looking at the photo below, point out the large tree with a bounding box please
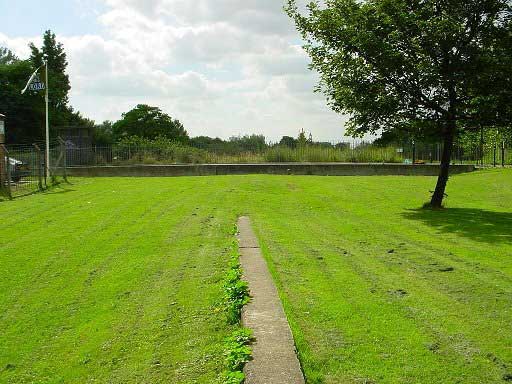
[112,104,189,143]
[279,135,298,148]
[29,30,72,129]
[94,120,115,146]
[228,135,267,152]
[1,32,92,144]
[0,55,44,143]
[287,0,512,207]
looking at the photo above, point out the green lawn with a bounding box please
[1,170,511,383]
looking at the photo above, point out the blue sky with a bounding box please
[0,1,104,36]
[0,0,351,141]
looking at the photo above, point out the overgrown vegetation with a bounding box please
[73,136,418,165]
[220,230,251,384]
[221,238,250,325]
[222,329,252,384]
[113,136,209,164]
[71,136,512,166]
[264,144,401,163]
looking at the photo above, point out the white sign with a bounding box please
[0,120,4,135]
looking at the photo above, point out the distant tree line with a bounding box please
[95,108,350,154]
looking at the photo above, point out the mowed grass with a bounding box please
[1,169,511,383]
[0,179,242,383]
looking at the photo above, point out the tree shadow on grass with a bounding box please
[402,207,512,244]
[0,186,76,201]
[43,188,76,195]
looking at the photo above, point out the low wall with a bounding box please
[60,163,476,177]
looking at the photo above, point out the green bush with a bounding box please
[115,136,208,164]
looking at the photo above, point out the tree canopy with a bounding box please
[112,104,189,143]
[287,0,512,207]
[0,47,18,65]
[0,30,94,143]
[30,31,70,109]
[0,59,44,143]
[279,136,298,148]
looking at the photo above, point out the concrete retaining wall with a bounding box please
[60,163,476,177]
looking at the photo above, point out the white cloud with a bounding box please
[0,33,41,59]
[1,0,351,142]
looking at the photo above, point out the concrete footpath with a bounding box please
[237,217,305,384]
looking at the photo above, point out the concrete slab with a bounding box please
[237,217,305,384]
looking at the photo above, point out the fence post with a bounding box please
[502,141,506,168]
[33,143,43,190]
[480,125,484,166]
[0,115,7,197]
[412,140,416,164]
[43,146,47,189]
[0,144,5,198]
[3,145,12,199]
[58,137,68,182]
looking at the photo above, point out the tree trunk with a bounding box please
[430,118,456,208]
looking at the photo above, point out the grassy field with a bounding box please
[1,169,511,383]
[0,179,242,383]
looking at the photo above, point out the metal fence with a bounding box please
[1,144,44,198]
[0,140,68,199]
[64,144,409,166]
[1,139,509,199]
[60,141,512,167]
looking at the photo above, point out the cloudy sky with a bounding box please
[0,0,351,142]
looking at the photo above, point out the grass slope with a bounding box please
[1,169,511,383]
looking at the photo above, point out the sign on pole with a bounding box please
[27,74,46,92]
[20,61,50,179]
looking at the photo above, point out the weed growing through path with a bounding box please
[223,249,250,324]
[223,329,253,384]
[220,227,251,383]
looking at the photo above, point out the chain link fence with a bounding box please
[1,139,509,199]
[1,140,68,199]
[60,141,511,167]
[63,143,412,166]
